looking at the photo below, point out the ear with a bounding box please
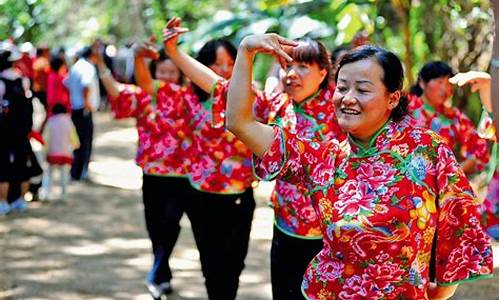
[418,78,426,90]
[388,90,401,110]
[319,68,328,82]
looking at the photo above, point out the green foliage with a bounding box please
[0,0,494,122]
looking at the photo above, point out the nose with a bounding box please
[341,90,358,106]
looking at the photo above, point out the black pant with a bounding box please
[71,109,93,180]
[271,225,323,300]
[142,175,189,284]
[185,187,255,300]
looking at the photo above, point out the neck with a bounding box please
[350,117,391,148]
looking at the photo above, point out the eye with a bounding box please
[336,86,348,93]
[358,89,370,94]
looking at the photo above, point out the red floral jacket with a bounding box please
[254,116,493,299]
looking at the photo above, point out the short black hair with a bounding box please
[335,45,407,121]
[410,61,454,96]
[52,103,67,115]
[80,46,93,59]
[149,47,183,84]
[50,56,64,72]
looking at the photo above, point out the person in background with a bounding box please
[40,103,79,200]
[408,61,490,176]
[32,45,50,109]
[0,42,33,215]
[47,55,71,116]
[64,45,99,181]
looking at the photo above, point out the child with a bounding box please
[41,103,79,200]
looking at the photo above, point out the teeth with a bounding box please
[341,109,360,115]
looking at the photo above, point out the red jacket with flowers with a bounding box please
[186,81,254,194]
[254,116,493,299]
[408,94,489,173]
[214,82,344,238]
[110,83,193,176]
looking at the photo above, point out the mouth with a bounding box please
[340,108,361,115]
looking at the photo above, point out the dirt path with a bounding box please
[0,112,498,300]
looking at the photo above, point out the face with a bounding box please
[334,58,399,143]
[420,76,453,107]
[209,46,234,79]
[155,59,181,84]
[283,61,327,103]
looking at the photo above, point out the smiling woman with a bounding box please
[227,42,493,300]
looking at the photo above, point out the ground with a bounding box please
[0,112,498,300]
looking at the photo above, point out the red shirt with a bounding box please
[255,117,493,299]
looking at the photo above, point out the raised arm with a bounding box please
[226,34,296,157]
[133,37,160,95]
[93,43,121,99]
[162,17,221,93]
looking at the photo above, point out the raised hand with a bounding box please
[133,36,160,60]
[240,33,297,67]
[449,71,492,111]
[162,17,189,55]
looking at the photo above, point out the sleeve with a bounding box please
[80,65,95,87]
[253,125,338,188]
[211,79,268,128]
[109,84,151,119]
[455,111,490,172]
[434,142,494,285]
[211,79,229,128]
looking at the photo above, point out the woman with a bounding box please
[46,56,71,116]
[95,43,189,299]
[129,17,256,300]
[226,35,493,299]
[210,37,345,298]
[408,61,490,176]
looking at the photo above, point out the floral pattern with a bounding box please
[110,83,193,176]
[408,94,489,173]
[214,82,344,237]
[187,81,254,194]
[254,116,493,299]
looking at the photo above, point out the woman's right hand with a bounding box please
[133,37,160,60]
[240,34,297,67]
[162,17,189,55]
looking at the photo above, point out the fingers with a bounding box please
[276,36,299,47]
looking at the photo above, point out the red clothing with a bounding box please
[214,82,345,237]
[46,70,71,115]
[255,117,493,299]
[408,94,489,173]
[186,81,254,194]
[111,83,193,176]
[15,55,34,79]
[32,56,50,92]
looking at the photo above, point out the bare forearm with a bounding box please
[96,61,120,99]
[166,48,220,93]
[134,56,154,95]
[227,44,273,157]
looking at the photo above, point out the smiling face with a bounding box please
[334,58,399,144]
[420,75,453,107]
[209,46,235,79]
[155,59,181,84]
[283,61,327,103]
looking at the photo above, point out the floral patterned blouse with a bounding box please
[110,83,193,176]
[214,82,344,238]
[408,94,489,173]
[254,116,493,299]
[185,81,254,194]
